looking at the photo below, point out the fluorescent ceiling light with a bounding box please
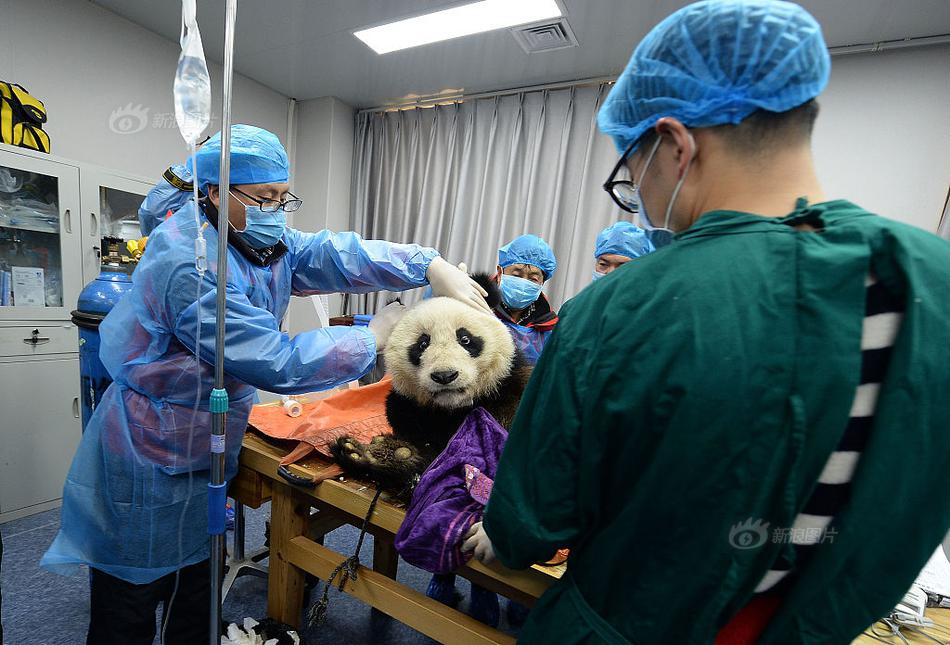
[354,0,563,55]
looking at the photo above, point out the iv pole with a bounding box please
[209,0,237,642]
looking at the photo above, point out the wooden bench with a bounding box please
[231,430,564,644]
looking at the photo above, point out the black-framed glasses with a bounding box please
[602,136,662,214]
[231,187,303,213]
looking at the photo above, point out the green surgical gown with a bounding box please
[484,201,950,643]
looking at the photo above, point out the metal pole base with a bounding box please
[223,501,269,599]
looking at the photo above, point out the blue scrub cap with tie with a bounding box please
[191,124,289,192]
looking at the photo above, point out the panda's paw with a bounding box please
[332,435,427,495]
[332,436,371,471]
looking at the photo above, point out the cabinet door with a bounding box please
[0,356,82,513]
[79,169,153,284]
[0,148,82,321]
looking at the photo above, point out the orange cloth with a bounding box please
[248,377,394,472]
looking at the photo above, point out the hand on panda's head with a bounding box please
[426,256,492,316]
[368,302,407,352]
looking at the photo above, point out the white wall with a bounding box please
[814,44,950,232]
[286,96,355,332]
[0,0,289,180]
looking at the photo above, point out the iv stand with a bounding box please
[209,0,237,642]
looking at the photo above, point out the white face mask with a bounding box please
[591,270,607,282]
[634,133,696,236]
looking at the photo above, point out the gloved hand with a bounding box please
[462,521,496,564]
[368,301,407,352]
[426,257,491,315]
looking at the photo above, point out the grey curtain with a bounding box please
[349,83,631,313]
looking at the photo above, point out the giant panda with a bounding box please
[332,274,531,499]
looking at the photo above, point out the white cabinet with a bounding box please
[0,143,152,519]
[0,354,81,515]
[0,147,82,321]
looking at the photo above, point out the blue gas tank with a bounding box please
[71,238,135,432]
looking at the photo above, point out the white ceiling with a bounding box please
[92,0,950,108]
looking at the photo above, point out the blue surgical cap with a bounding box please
[598,0,831,153]
[595,222,655,259]
[498,234,557,280]
[191,124,289,192]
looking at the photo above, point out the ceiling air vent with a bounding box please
[511,18,578,54]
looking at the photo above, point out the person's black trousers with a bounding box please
[87,559,211,645]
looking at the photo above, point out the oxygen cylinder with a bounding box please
[71,237,135,431]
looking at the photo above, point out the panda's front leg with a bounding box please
[331,435,428,498]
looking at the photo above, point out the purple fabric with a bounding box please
[394,407,508,574]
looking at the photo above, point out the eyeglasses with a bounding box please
[231,187,303,213]
[602,136,662,214]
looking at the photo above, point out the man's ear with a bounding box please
[493,265,503,284]
[207,185,220,207]
[655,117,695,178]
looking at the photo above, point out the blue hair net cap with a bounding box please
[595,222,655,259]
[190,124,289,192]
[598,0,831,153]
[498,234,557,280]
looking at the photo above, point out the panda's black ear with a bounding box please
[470,272,501,310]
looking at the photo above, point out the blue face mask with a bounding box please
[500,274,543,310]
[591,270,606,282]
[236,204,286,249]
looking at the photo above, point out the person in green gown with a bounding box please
[463,1,950,642]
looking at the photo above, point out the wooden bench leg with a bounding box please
[373,534,399,579]
[267,482,310,629]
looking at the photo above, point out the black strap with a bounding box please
[307,488,384,627]
[200,197,288,267]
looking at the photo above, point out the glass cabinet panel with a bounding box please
[0,165,64,308]
[99,186,144,245]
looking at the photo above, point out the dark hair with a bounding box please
[632,99,820,157]
[713,99,820,153]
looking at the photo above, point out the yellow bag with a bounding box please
[0,81,50,153]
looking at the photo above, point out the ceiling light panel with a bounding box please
[354,0,563,55]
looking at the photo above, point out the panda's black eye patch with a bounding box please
[408,333,430,366]
[456,328,483,358]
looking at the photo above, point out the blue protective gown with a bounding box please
[138,164,193,236]
[42,202,437,583]
[500,320,551,365]
[493,293,559,365]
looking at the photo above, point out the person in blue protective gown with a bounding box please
[42,124,490,645]
[488,234,558,365]
[463,2,950,643]
[590,221,654,282]
[137,163,194,236]
[138,136,210,237]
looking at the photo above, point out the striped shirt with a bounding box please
[755,274,905,594]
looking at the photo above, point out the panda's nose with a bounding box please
[430,370,460,385]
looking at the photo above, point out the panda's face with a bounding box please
[384,297,516,409]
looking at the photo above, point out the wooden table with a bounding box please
[852,609,950,644]
[231,431,564,644]
[233,430,950,644]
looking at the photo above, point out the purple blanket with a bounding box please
[394,407,508,574]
